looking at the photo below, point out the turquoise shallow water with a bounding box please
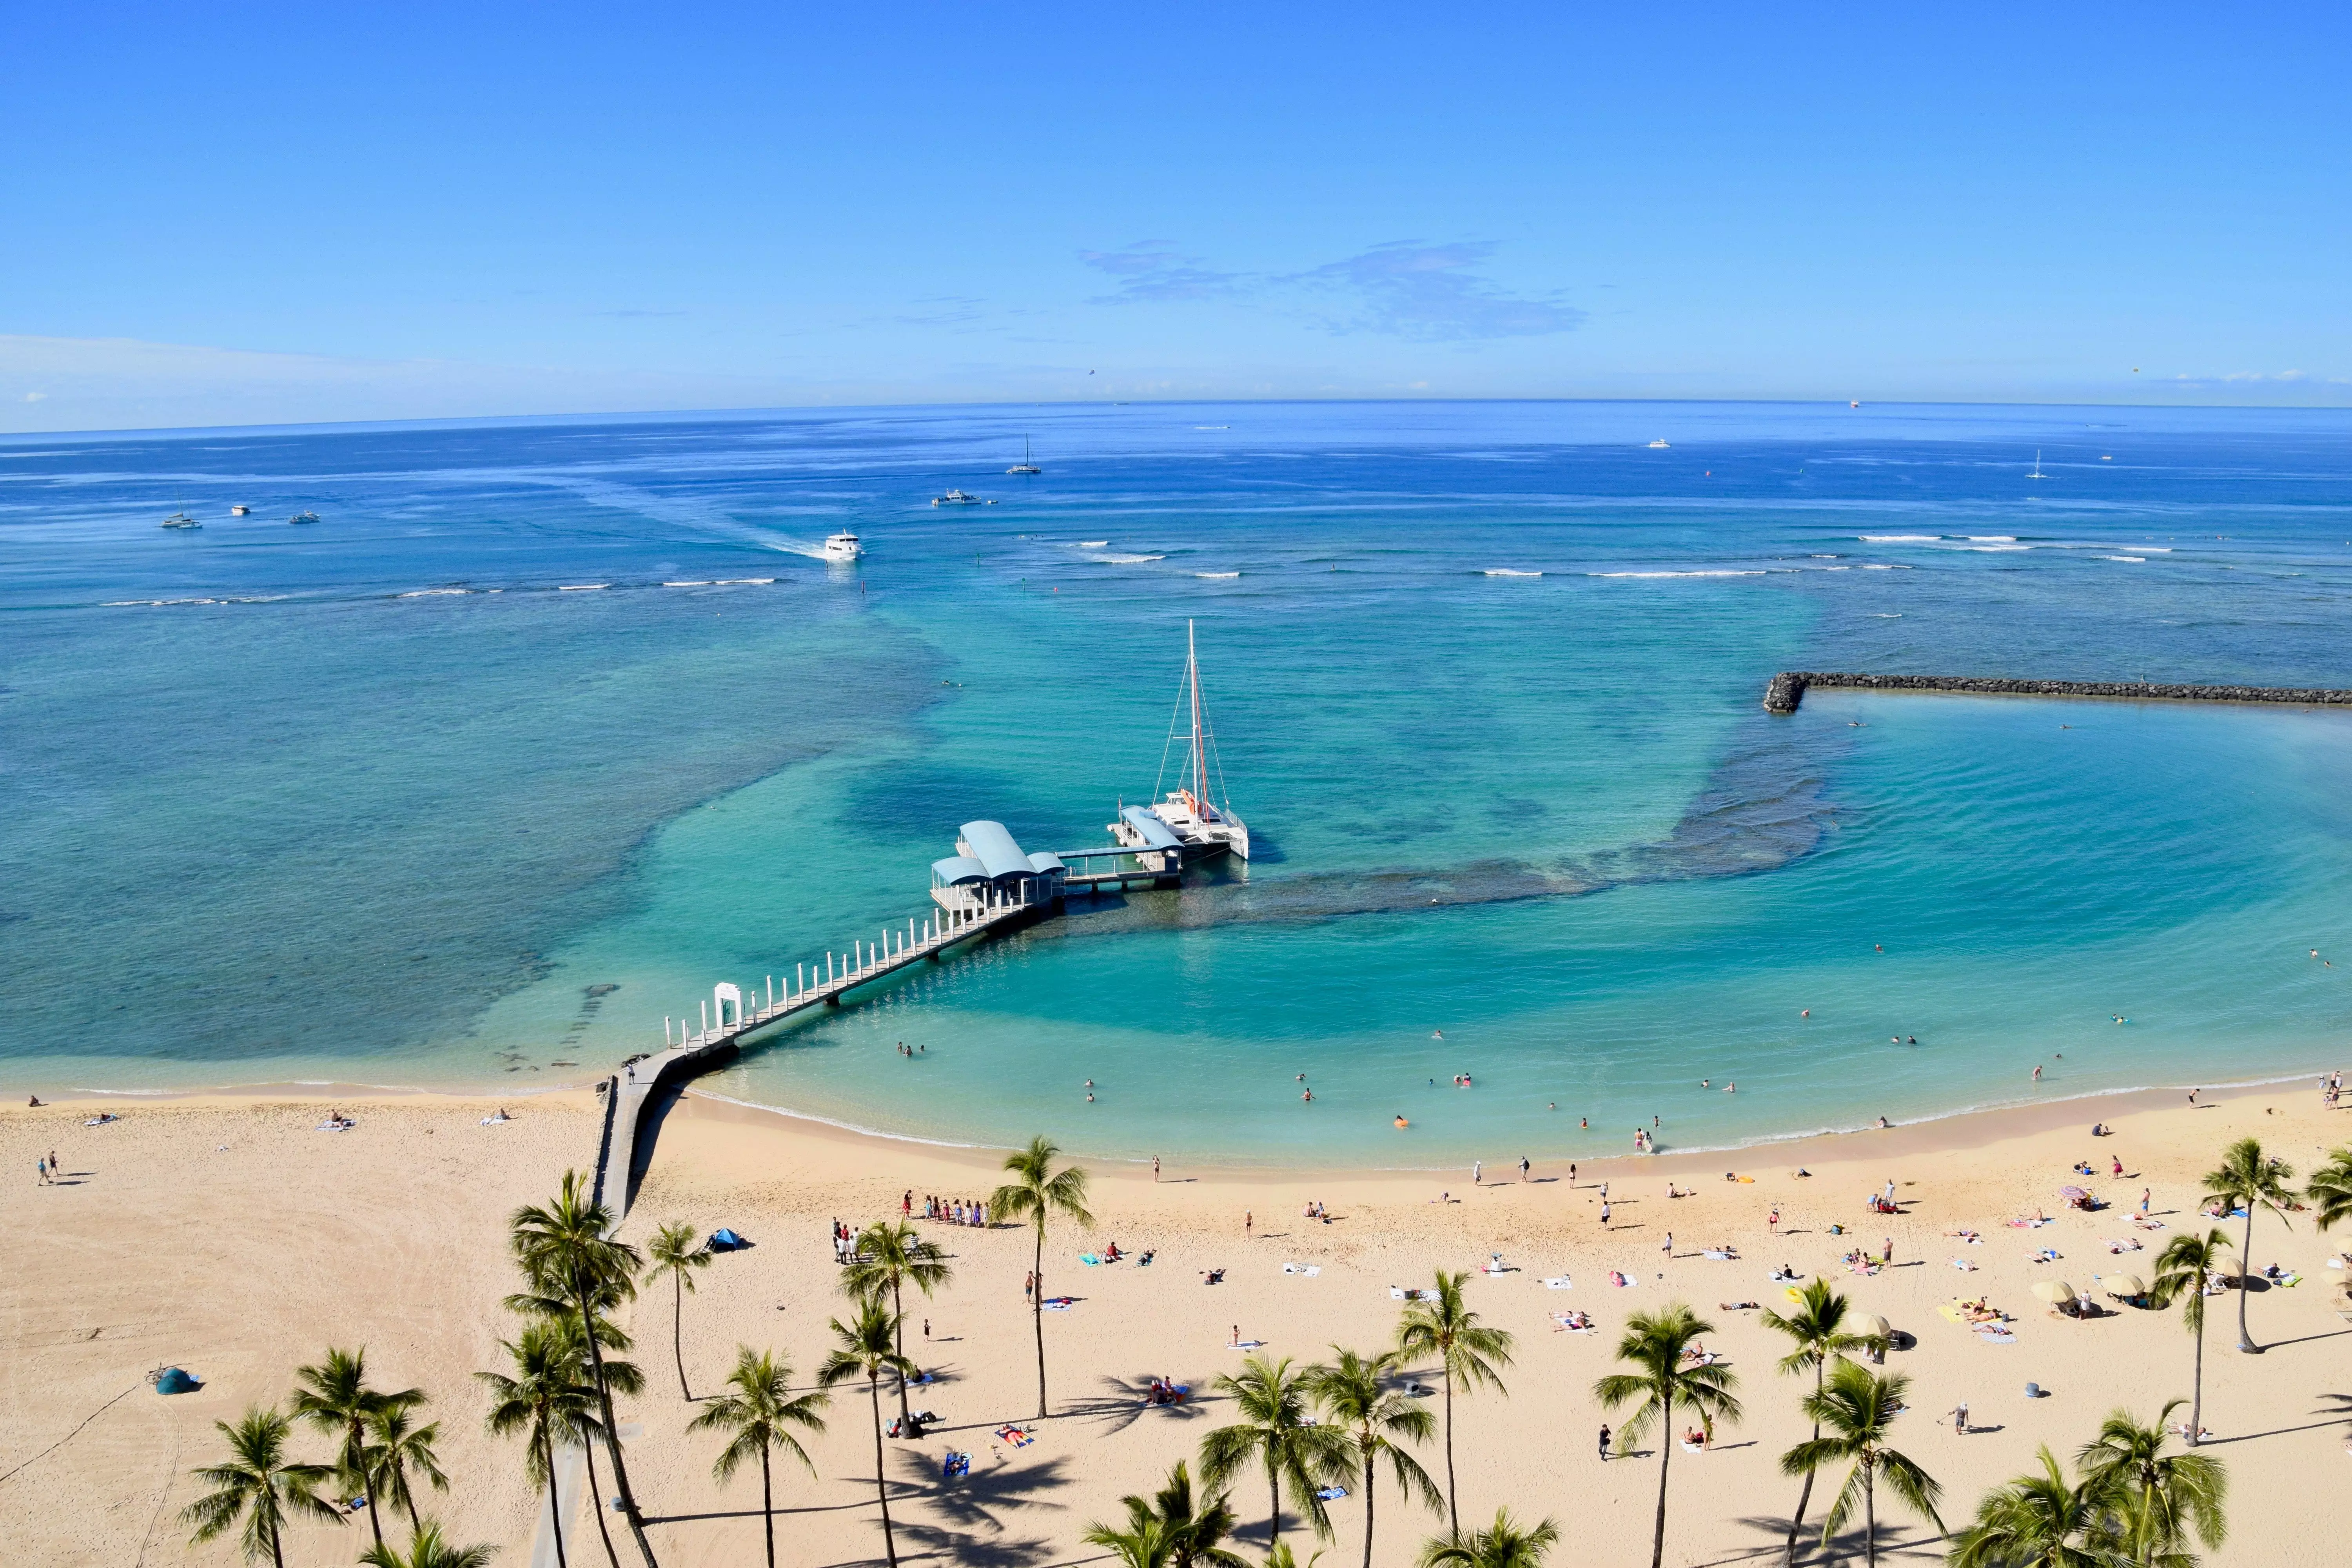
[3,401,2348,1163]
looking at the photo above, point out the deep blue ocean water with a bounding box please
[4,400,2348,1164]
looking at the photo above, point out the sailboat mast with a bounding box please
[1188,620,1207,807]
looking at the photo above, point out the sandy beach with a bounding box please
[4,1080,2346,1566]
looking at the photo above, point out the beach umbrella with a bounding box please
[2058,1185,2089,1200]
[2031,1279,2076,1304]
[2105,1273,2146,1297]
[2214,1255,2246,1278]
[1855,1312,1893,1340]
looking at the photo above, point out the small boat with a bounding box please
[824,530,863,561]
[1647,439,1671,449]
[2027,450,2048,481]
[1006,437,1041,475]
[931,488,993,506]
[230,503,251,515]
[287,510,320,525]
[160,510,201,530]
[1849,401,1861,409]
[1112,621,1249,863]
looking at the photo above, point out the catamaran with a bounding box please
[2027,450,2048,480]
[1007,436,1041,475]
[1114,621,1249,862]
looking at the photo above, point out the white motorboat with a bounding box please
[1647,439,1671,449]
[824,530,863,561]
[1007,436,1041,475]
[932,488,993,506]
[287,510,320,525]
[230,503,251,515]
[1113,620,1249,862]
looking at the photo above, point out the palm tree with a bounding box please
[2075,1402,2227,1568]
[479,1321,602,1568]
[644,1221,711,1401]
[2199,1136,2293,1354]
[1264,1548,1326,1568]
[818,1292,917,1568]
[843,1217,954,1426]
[1098,1461,1249,1568]
[1082,1512,1178,1568]
[290,1346,418,1552]
[988,1135,1093,1418]
[1306,1347,1443,1568]
[364,1397,449,1536]
[1779,1361,1941,1566]
[1415,1509,1559,1568]
[1760,1278,1874,1566]
[1947,1447,2124,1568]
[687,1347,829,1568]
[510,1169,657,1567]
[1393,1270,1515,1539]
[1592,1303,1743,1568]
[2309,1144,2352,1233]
[358,1517,499,1568]
[1199,1354,1354,1551]
[180,1405,343,1567]
[546,1309,646,1568]
[2149,1227,2232,1446]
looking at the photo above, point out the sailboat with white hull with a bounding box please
[1114,621,1249,863]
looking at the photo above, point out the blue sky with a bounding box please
[4,4,2348,430]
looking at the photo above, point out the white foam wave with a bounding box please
[1591,570,1765,579]
[1090,553,1165,564]
[1964,535,2018,542]
[1194,571,1241,579]
[558,583,610,591]
[715,577,776,585]
[662,580,712,587]
[399,588,470,597]
[1859,534,1939,543]
[1961,544,2032,552]
[1482,568,1543,577]
[1076,540,1109,548]
[2100,555,2148,563]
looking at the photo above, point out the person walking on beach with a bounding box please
[1768,1205,1781,1233]
[1024,1271,1035,1301]
[2139,1187,2151,1214]
[1662,1231,1673,1258]
[1600,1200,1612,1227]
[1952,1402,1968,1436]
[1598,1423,1612,1461]
[36,1157,47,1185]
[1244,1210,1252,1239]
[1568,1162,1577,1184]
[1519,1155,1530,1182]
[1882,1236,1894,1265]
[1152,1155,1160,1182]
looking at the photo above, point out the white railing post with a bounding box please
[701,999,709,1034]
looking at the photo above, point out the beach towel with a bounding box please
[480,1114,510,1125]
[995,1425,1035,1447]
[1552,1313,1595,1334]
[1229,1338,1267,1349]
[1080,1254,1102,1265]
[1041,1297,1075,1310]
[1950,1258,1977,1270]
[1608,1270,1634,1288]
[1543,1276,1573,1290]
[1702,1249,1736,1261]
[1390,1287,1434,1301]
[943,1452,971,1479]
[1976,1328,2018,1344]
[1316,1486,1349,1501]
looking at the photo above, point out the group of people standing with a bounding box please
[904,1190,988,1227]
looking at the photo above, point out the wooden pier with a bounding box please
[591,888,1040,1220]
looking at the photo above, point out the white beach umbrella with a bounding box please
[2105,1273,2147,1297]
[1855,1312,1893,1340]
[2214,1255,2246,1278]
[2031,1279,2076,1304]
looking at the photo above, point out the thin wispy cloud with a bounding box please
[892,295,989,327]
[1080,238,1582,339]
[591,308,687,319]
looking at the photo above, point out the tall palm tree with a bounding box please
[818,1292,917,1568]
[479,1321,602,1568]
[1306,1347,1443,1568]
[1199,1354,1354,1552]
[687,1347,829,1568]
[2309,1144,2352,1233]
[358,1518,499,1568]
[644,1222,711,1401]
[180,1405,343,1568]
[291,1347,418,1552]
[1393,1270,1515,1539]
[1779,1361,1941,1567]
[510,1169,657,1567]
[1415,1510,1559,1568]
[2149,1227,2232,1446]
[364,1397,449,1536]
[843,1217,954,1426]
[1097,1461,1248,1568]
[1592,1303,1743,1568]
[546,1309,645,1568]
[1760,1278,1873,1567]
[1263,1548,1325,1568]
[1947,1447,2124,1568]
[2075,1402,2227,1568]
[2199,1136,2293,1354]
[988,1135,1093,1418]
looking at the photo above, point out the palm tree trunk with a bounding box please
[1031,1223,1048,1418]
[870,1377,898,1568]
[354,1417,384,1551]
[267,1504,286,1568]
[2236,1208,2258,1352]
[1361,1451,1376,1568]
[2188,1312,2205,1446]
[893,1276,911,1425]
[1784,1361,1824,1567]
[575,1268,659,1568]
[673,1271,690,1401]
[760,1445,775,1568]
[544,1428,570,1568]
[1269,1462,1282,1550]
[1442,1368,1458,1539]
[1650,1406,1673,1568]
[581,1430,620,1568]
[1863,1465,1877,1568]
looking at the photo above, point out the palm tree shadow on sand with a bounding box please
[874,1449,1075,1568]
[1695,1515,1944,1565]
[1063,1372,1218,1438]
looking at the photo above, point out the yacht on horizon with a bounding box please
[824,530,863,561]
[2027,450,2048,480]
[1007,436,1041,475]
[932,488,993,506]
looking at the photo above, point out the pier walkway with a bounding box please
[591,889,1039,1221]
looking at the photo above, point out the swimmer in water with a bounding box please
[1433,1029,1444,1040]
[2033,1065,2043,1082]
[1802,1008,1811,1017]
[1395,1114,1409,1129]
[1302,1089,1313,1102]
[1725,1082,1736,1093]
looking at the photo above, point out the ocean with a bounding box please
[3,399,2348,1166]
